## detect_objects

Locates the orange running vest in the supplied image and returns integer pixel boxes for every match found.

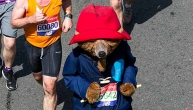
[24,0,62,48]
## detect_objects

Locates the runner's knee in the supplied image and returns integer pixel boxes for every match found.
[43,76,57,95]
[43,83,56,95]
[3,37,16,50]
[34,75,42,82]
[33,72,43,82]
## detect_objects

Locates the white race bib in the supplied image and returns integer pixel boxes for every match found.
[37,15,59,36]
[95,83,117,107]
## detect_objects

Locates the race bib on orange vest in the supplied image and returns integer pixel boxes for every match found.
[95,83,117,107]
[37,15,59,36]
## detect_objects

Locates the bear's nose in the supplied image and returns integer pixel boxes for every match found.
[98,51,106,58]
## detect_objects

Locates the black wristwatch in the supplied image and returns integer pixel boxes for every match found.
[64,14,73,19]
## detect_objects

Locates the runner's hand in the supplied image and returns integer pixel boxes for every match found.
[62,17,73,33]
[29,6,47,23]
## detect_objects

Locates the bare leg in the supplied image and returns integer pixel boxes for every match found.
[110,0,134,25]
[3,36,16,68]
[43,75,58,110]
[0,36,2,57]
[33,72,43,85]
[109,0,123,26]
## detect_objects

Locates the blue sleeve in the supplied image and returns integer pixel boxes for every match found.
[122,41,138,87]
[62,53,90,99]
[122,66,138,87]
[124,41,136,66]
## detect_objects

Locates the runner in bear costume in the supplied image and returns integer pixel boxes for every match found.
[62,4,138,110]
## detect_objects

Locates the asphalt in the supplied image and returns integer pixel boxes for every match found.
[0,0,192,110]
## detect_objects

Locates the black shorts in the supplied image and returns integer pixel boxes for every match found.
[25,39,62,77]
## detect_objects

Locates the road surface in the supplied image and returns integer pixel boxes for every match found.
[1,0,192,110]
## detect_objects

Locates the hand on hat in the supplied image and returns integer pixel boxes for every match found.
[62,17,73,33]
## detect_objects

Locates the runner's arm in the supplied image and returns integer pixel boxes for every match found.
[11,0,30,28]
[62,54,90,99]
[11,0,46,28]
[62,0,72,15]
[61,0,73,32]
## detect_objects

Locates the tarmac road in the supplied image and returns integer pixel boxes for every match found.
[0,0,192,110]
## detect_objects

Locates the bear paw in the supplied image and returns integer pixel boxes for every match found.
[86,82,101,104]
[120,83,135,97]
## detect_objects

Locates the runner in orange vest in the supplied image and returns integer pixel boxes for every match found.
[11,0,73,109]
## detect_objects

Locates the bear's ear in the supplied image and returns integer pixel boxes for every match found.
[78,41,95,54]
[106,40,122,54]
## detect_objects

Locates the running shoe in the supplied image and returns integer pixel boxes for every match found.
[122,0,133,24]
[2,67,17,91]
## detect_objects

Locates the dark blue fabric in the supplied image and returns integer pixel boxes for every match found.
[62,40,138,110]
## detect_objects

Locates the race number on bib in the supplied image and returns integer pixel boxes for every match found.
[95,83,117,107]
[37,15,59,36]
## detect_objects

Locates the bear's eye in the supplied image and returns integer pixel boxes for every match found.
[88,40,95,43]
[106,40,117,42]
[105,40,117,44]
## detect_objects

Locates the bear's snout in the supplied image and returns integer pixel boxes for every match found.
[94,40,108,59]
[98,51,106,59]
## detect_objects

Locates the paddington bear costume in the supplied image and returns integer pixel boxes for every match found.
[62,4,138,110]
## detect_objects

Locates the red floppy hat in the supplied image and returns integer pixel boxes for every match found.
[69,4,131,45]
